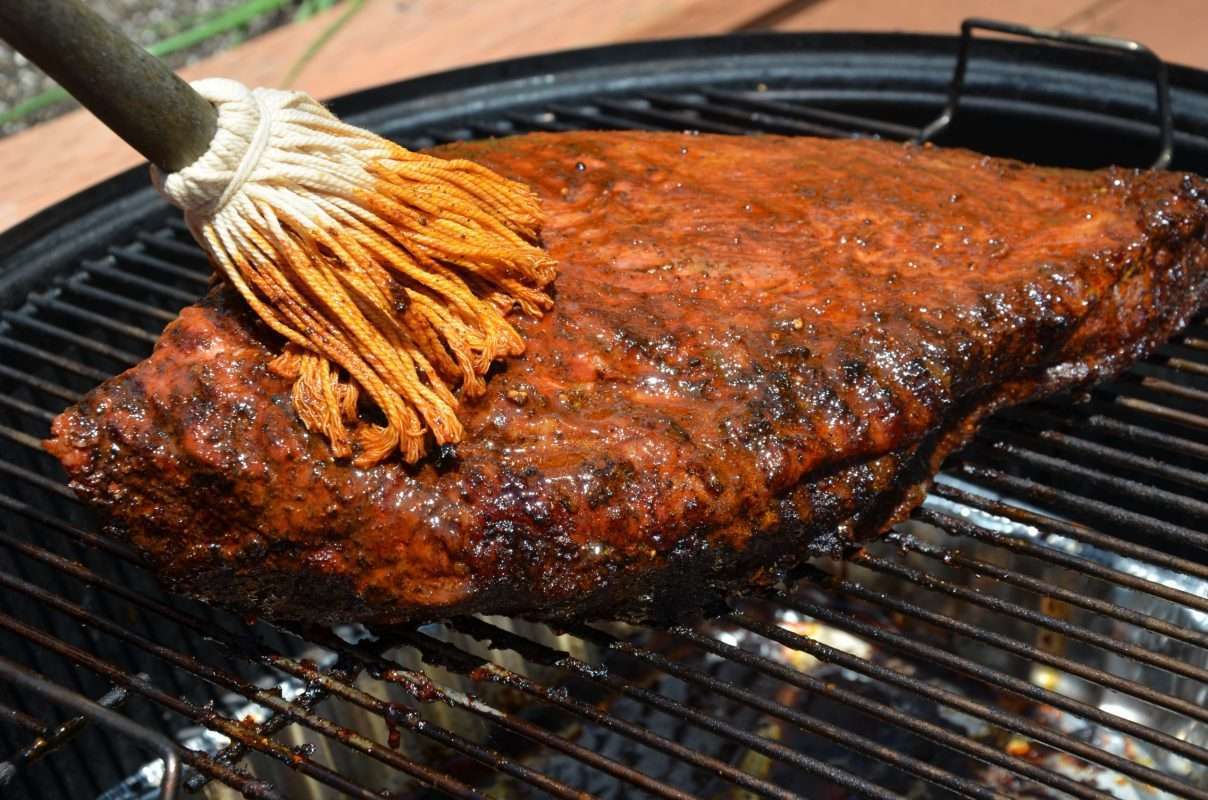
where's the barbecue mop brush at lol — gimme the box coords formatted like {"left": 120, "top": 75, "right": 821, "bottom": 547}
{"left": 0, "top": 0, "right": 556, "bottom": 466}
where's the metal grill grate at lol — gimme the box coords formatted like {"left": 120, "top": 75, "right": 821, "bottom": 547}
{"left": 1, "top": 25, "right": 1207, "bottom": 800}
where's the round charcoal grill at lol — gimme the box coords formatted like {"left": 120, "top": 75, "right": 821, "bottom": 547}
{"left": 1, "top": 21, "right": 1207, "bottom": 800}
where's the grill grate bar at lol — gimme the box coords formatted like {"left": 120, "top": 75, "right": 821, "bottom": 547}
{"left": 0, "top": 336, "right": 112, "bottom": 383}
{"left": 971, "top": 438, "right": 1208, "bottom": 520}
{"left": 985, "top": 418, "right": 1208, "bottom": 491}
{"left": 109, "top": 247, "right": 212, "bottom": 286}
{"left": 815, "top": 565, "right": 1208, "bottom": 727}
{"left": 1024, "top": 397, "right": 1208, "bottom": 460}
{"left": 1080, "top": 411, "right": 1208, "bottom": 460}
{"left": 902, "top": 515, "right": 1208, "bottom": 650}
{"left": 854, "top": 542, "right": 1208, "bottom": 687}
{"left": 1115, "top": 393, "right": 1208, "bottom": 430}
{"left": 61, "top": 281, "right": 180, "bottom": 323}
{"left": 134, "top": 231, "right": 212, "bottom": 265}
{"left": 0, "top": 366, "right": 79, "bottom": 409}
{"left": 917, "top": 503, "right": 1208, "bottom": 612}
{"left": 0, "top": 702, "right": 42, "bottom": 735}
{"left": 2, "top": 311, "right": 142, "bottom": 368}
{"left": 701, "top": 90, "right": 921, "bottom": 138}
{"left": 565, "top": 622, "right": 1009, "bottom": 800}
{"left": 0, "top": 461, "right": 76, "bottom": 500}
{"left": 1165, "top": 355, "right": 1208, "bottom": 378}
{"left": 593, "top": 98, "right": 751, "bottom": 134}
{"left": 958, "top": 463, "right": 1208, "bottom": 549}
{"left": 929, "top": 480, "right": 1208, "bottom": 581}
{"left": 81, "top": 260, "right": 200, "bottom": 305}
{"left": 736, "top": 608, "right": 1208, "bottom": 800}
{"left": 643, "top": 93, "right": 852, "bottom": 137}
{"left": 670, "top": 624, "right": 1115, "bottom": 800}
{"left": 28, "top": 294, "right": 161, "bottom": 345}
{"left": 545, "top": 103, "right": 662, "bottom": 131}
{"left": 0, "top": 424, "right": 46, "bottom": 454}
{"left": 0, "top": 363, "right": 79, "bottom": 404}
{"left": 0, "top": 493, "right": 137, "bottom": 562}
{"left": 1142, "top": 374, "right": 1208, "bottom": 404}
{"left": 0, "top": 393, "right": 55, "bottom": 424}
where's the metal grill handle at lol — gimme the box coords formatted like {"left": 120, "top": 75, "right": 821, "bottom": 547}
{"left": 0, "top": 657, "right": 180, "bottom": 799}
{"left": 919, "top": 17, "right": 1174, "bottom": 169}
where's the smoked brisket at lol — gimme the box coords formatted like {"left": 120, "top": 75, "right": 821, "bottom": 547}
{"left": 46, "top": 133, "right": 1208, "bottom": 624}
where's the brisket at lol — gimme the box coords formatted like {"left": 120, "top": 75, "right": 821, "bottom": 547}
{"left": 45, "top": 132, "right": 1208, "bottom": 624}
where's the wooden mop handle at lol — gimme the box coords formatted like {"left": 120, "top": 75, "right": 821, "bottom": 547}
{"left": 0, "top": 0, "right": 218, "bottom": 173}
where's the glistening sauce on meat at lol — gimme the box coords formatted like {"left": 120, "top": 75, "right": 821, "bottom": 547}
{"left": 46, "top": 133, "right": 1208, "bottom": 624}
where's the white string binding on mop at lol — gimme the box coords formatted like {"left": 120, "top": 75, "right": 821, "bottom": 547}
{"left": 215, "top": 87, "right": 273, "bottom": 213}
{"left": 151, "top": 77, "right": 392, "bottom": 227}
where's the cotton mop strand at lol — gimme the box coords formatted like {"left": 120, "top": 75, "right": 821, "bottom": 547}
{"left": 0, "top": 0, "right": 556, "bottom": 467}
{"left": 153, "top": 79, "right": 556, "bottom": 465}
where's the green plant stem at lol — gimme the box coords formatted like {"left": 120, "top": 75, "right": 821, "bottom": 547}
{"left": 149, "top": 0, "right": 292, "bottom": 57}
{"left": 282, "top": 0, "right": 363, "bottom": 87}
{"left": 295, "top": 0, "right": 342, "bottom": 22}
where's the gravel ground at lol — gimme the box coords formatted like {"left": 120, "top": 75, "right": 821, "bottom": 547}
{"left": 0, "top": 1, "right": 295, "bottom": 137}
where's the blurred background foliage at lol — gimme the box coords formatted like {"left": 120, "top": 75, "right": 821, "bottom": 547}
{"left": 0, "top": 0, "right": 360, "bottom": 136}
